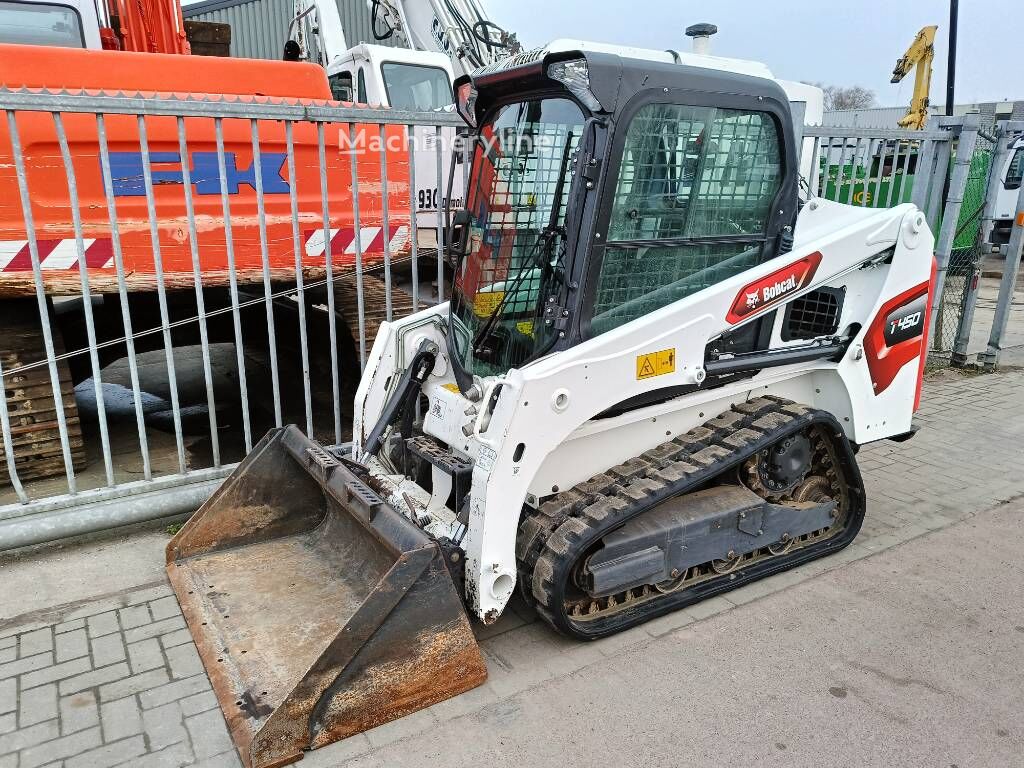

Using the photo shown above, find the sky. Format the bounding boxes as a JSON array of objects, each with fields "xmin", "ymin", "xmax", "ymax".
[{"xmin": 488, "ymin": 0, "xmax": 1022, "ymax": 107}]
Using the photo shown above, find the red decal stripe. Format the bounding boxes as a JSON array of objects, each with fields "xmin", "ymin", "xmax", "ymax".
[
  {"xmin": 85, "ymin": 239, "xmax": 114, "ymax": 269},
  {"xmin": 726, "ymin": 251, "xmax": 823, "ymax": 324},
  {"xmin": 329, "ymin": 227, "xmax": 357, "ymax": 253},
  {"xmin": 365, "ymin": 228, "xmax": 386, "ymax": 253},
  {"xmin": 6, "ymin": 239, "xmax": 59, "ymax": 271},
  {"xmin": 305, "ymin": 226, "xmax": 402, "ymax": 257}
]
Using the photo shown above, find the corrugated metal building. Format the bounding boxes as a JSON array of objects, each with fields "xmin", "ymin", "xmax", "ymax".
[
  {"xmin": 824, "ymin": 100, "xmax": 1022, "ymax": 132},
  {"xmin": 182, "ymin": 0, "xmax": 398, "ymax": 60}
]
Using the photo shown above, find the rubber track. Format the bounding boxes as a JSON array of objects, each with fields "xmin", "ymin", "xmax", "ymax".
[{"xmin": 515, "ymin": 396, "xmax": 865, "ymax": 639}]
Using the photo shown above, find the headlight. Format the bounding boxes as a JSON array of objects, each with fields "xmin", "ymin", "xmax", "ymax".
[
  {"xmin": 457, "ymin": 81, "xmax": 479, "ymax": 128},
  {"xmin": 547, "ymin": 58, "xmax": 602, "ymax": 112}
]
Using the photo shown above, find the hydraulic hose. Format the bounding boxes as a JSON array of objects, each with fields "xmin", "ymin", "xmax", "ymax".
[{"xmin": 370, "ymin": 0, "xmax": 396, "ymax": 40}]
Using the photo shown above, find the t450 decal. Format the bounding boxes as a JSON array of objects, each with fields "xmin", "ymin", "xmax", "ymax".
[{"xmin": 864, "ymin": 278, "xmax": 932, "ymax": 398}]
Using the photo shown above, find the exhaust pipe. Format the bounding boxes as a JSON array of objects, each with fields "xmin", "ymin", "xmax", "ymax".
[{"xmin": 685, "ymin": 22, "xmax": 718, "ymax": 56}]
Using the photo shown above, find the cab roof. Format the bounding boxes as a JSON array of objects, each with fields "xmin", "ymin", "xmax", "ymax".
[
  {"xmin": 469, "ymin": 38, "xmax": 777, "ymax": 85},
  {"xmin": 461, "ymin": 38, "xmax": 792, "ymax": 121}
]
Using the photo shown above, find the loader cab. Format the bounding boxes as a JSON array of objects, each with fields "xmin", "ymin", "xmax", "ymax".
[{"xmin": 448, "ymin": 43, "xmax": 798, "ymax": 385}]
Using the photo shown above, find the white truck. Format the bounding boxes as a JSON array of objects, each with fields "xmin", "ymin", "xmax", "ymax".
[
  {"xmin": 282, "ymin": 0, "xmax": 519, "ymax": 240},
  {"xmin": 989, "ymin": 135, "xmax": 1023, "ymax": 251}
]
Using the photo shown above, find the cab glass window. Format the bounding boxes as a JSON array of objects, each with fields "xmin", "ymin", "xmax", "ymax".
[
  {"xmin": 1006, "ymin": 146, "xmax": 1023, "ymax": 189},
  {"xmin": 591, "ymin": 104, "xmax": 783, "ymax": 335},
  {"xmin": 329, "ymin": 71, "xmax": 354, "ymax": 102},
  {"xmin": 381, "ymin": 63, "xmax": 453, "ymax": 111},
  {"xmin": 0, "ymin": 0, "xmax": 83, "ymax": 47}
]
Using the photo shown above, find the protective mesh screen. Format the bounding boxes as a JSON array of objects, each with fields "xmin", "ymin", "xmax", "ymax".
[
  {"xmin": 474, "ymin": 118, "xmax": 581, "ymax": 317},
  {"xmin": 593, "ymin": 104, "xmax": 782, "ymax": 333},
  {"xmin": 592, "ymin": 243, "xmax": 761, "ymax": 335},
  {"xmin": 451, "ymin": 98, "xmax": 584, "ymax": 376}
]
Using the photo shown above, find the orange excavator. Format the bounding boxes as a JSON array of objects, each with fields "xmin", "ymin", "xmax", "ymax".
[
  {"xmin": 0, "ymin": 0, "xmax": 414, "ymax": 485},
  {"xmin": 100, "ymin": 0, "xmax": 191, "ymax": 53}
]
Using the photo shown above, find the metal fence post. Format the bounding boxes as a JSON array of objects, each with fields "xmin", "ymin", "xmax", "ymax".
[
  {"xmin": 910, "ymin": 138, "xmax": 937, "ymax": 214},
  {"xmin": 949, "ymin": 264, "xmax": 982, "ymax": 367},
  {"xmin": 977, "ymin": 178, "xmax": 1024, "ymax": 369},
  {"xmin": 929, "ymin": 114, "xmax": 979, "ymax": 350}
]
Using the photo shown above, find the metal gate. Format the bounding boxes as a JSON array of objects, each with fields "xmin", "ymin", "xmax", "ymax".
[
  {"xmin": 953, "ymin": 120, "xmax": 1024, "ymax": 368},
  {"xmin": 802, "ymin": 116, "xmax": 981, "ymax": 363},
  {"xmin": 0, "ymin": 89, "xmax": 466, "ymax": 549}
]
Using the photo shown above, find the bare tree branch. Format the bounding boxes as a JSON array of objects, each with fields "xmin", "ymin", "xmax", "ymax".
[{"xmin": 802, "ymin": 82, "xmax": 876, "ymax": 111}]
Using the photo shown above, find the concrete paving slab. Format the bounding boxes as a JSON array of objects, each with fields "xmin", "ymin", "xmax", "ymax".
[{"xmin": 0, "ymin": 368, "xmax": 1022, "ymax": 768}]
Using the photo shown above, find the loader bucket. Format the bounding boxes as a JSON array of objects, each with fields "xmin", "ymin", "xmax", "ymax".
[{"xmin": 166, "ymin": 426, "xmax": 487, "ymax": 768}]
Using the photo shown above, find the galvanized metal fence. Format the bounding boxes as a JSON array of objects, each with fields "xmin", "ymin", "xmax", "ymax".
[
  {"xmin": 957, "ymin": 120, "xmax": 1024, "ymax": 368},
  {"xmin": 802, "ymin": 123, "xmax": 955, "ymax": 224},
  {"xmin": 803, "ymin": 117, "xmax": 982, "ymax": 362},
  {"xmin": 0, "ymin": 88, "xmax": 466, "ymax": 549}
]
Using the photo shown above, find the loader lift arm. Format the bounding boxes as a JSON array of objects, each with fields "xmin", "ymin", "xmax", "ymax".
[
  {"xmin": 891, "ymin": 25, "xmax": 937, "ymax": 130},
  {"xmin": 363, "ymin": 338, "xmax": 439, "ymax": 457}
]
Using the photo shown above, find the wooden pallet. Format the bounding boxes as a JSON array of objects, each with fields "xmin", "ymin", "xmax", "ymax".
[
  {"xmin": 0, "ymin": 306, "xmax": 87, "ymax": 487},
  {"xmin": 332, "ymin": 274, "xmax": 420, "ymax": 350}
]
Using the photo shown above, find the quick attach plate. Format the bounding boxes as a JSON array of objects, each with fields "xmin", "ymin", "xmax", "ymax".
[{"xmin": 407, "ymin": 436, "xmax": 474, "ymax": 519}]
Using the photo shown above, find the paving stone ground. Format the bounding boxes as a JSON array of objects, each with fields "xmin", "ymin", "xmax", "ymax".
[{"xmin": 1, "ymin": 368, "xmax": 1023, "ymax": 768}]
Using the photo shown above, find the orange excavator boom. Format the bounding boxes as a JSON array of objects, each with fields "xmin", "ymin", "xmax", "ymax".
[{"xmin": 102, "ymin": 0, "xmax": 190, "ymax": 54}]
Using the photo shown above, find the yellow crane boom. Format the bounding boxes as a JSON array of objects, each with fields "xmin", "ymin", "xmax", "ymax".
[{"xmin": 891, "ymin": 25, "xmax": 938, "ymax": 130}]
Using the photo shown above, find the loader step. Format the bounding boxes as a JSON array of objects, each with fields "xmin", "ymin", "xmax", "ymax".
[{"xmin": 407, "ymin": 435, "xmax": 473, "ymax": 478}]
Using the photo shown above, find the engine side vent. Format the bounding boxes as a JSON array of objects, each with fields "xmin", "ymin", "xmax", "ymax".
[{"xmin": 782, "ymin": 287, "xmax": 844, "ymax": 341}]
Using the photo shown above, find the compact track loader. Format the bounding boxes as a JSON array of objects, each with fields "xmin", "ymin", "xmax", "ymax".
[{"xmin": 169, "ymin": 41, "xmax": 936, "ymax": 767}]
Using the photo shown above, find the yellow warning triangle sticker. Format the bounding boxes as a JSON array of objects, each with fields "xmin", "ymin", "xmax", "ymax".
[{"xmin": 636, "ymin": 348, "xmax": 676, "ymax": 380}]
